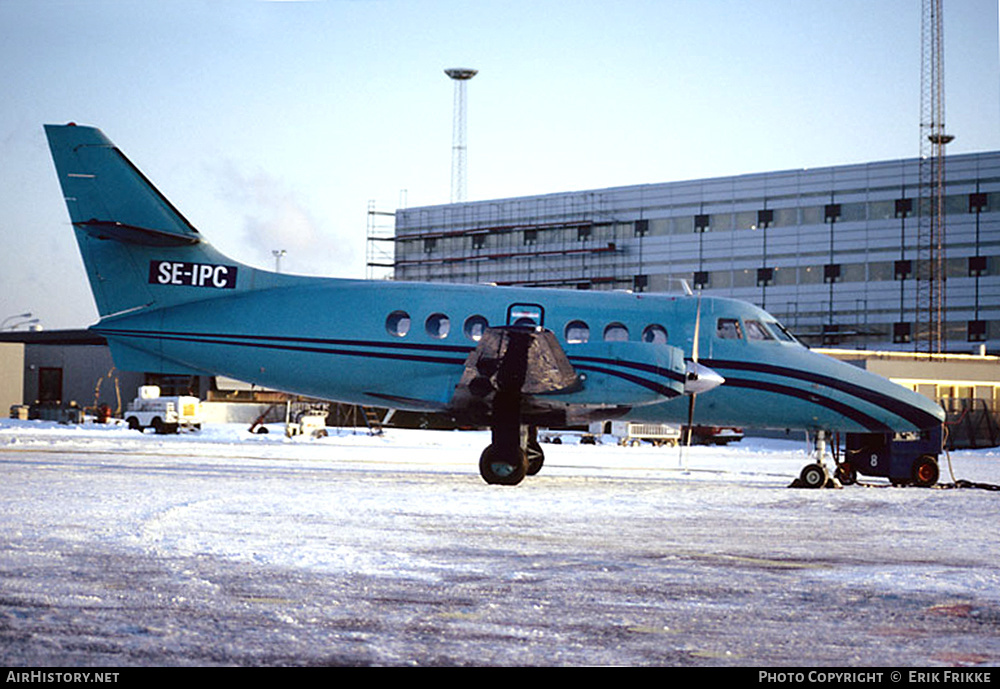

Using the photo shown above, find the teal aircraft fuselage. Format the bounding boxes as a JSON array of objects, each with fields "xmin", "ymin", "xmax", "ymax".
[{"xmin": 44, "ymin": 124, "xmax": 946, "ymax": 485}]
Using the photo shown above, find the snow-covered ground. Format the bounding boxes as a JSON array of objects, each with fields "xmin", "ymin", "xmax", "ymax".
[{"xmin": 1, "ymin": 419, "xmax": 998, "ymax": 667}]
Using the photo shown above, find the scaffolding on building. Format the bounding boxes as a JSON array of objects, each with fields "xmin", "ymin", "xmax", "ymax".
[{"xmin": 366, "ymin": 199, "xmax": 396, "ymax": 280}]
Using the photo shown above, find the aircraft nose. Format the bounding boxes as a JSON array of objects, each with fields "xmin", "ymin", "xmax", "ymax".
[
  {"xmin": 838, "ymin": 357, "xmax": 946, "ymax": 431},
  {"xmin": 911, "ymin": 386, "xmax": 946, "ymax": 427},
  {"xmin": 684, "ymin": 361, "xmax": 725, "ymax": 395}
]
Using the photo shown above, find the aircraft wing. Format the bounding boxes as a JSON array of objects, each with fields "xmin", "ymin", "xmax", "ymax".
[{"xmin": 449, "ymin": 326, "xmax": 686, "ymax": 425}]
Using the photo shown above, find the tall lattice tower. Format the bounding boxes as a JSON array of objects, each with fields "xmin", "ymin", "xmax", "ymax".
[
  {"xmin": 916, "ymin": 0, "xmax": 953, "ymax": 353},
  {"xmin": 445, "ymin": 68, "xmax": 477, "ymax": 203}
]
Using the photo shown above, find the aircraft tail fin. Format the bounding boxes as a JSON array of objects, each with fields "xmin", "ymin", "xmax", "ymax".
[
  {"xmin": 45, "ymin": 123, "xmax": 257, "ymax": 319},
  {"xmin": 45, "ymin": 124, "xmax": 201, "ymax": 247}
]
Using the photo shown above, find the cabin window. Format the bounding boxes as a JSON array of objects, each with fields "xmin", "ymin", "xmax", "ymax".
[
  {"xmin": 425, "ymin": 313, "xmax": 450, "ymax": 339},
  {"xmin": 463, "ymin": 315, "xmax": 489, "ymax": 341},
  {"xmin": 603, "ymin": 323, "xmax": 629, "ymax": 342},
  {"xmin": 642, "ymin": 324, "xmax": 668, "ymax": 345},
  {"xmin": 386, "ymin": 311, "xmax": 411, "ymax": 337},
  {"xmin": 744, "ymin": 319, "xmax": 775, "ymax": 341},
  {"xmin": 716, "ymin": 318, "xmax": 743, "ymax": 340},
  {"xmin": 565, "ymin": 320, "xmax": 590, "ymax": 344}
]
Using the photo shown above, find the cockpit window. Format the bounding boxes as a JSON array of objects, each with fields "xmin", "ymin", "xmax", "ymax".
[
  {"xmin": 716, "ymin": 318, "xmax": 743, "ymax": 340},
  {"xmin": 767, "ymin": 320, "xmax": 798, "ymax": 343},
  {"xmin": 744, "ymin": 319, "xmax": 775, "ymax": 341}
]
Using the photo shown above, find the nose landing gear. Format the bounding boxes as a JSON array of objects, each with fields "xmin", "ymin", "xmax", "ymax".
[
  {"xmin": 793, "ymin": 430, "xmax": 840, "ymax": 489},
  {"xmin": 794, "ymin": 427, "xmax": 944, "ymax": 488}
]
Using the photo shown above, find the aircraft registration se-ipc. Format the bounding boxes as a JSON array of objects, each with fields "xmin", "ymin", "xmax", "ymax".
[{"xmin": 44, "ymin": 124, "xmax": 946, "ymax": 486}]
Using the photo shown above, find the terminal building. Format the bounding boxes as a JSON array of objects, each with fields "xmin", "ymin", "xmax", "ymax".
[{"xmin": 389, "ymin": 151, "xmax": 1000, "ymax": 354}]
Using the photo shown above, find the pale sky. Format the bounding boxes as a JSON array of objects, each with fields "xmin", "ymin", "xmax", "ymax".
[{"xmin": 1, "ymin": 0, "xmax": 998, "ymax": 330}]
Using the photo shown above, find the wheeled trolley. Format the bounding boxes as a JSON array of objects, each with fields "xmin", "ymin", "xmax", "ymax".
[{"xmin": 839, "ymin": 426, "xmax": 943, "ymax": 487}]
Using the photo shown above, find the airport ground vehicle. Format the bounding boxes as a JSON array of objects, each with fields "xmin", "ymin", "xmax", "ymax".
[{"xmin": 125, "ymin": 386, "xmax": 201, "ymax": 434}]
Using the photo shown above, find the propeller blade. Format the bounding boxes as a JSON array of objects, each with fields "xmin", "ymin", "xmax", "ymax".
[
  {"xmin": 691, "ymin": 292, "xmax": 702, "ymax": 363},
  {"xmin": 685, "ymin": 394, "xmax": 696, "ymax": 448}
]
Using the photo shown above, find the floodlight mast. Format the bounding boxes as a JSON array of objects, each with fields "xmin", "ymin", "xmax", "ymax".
[
  {"xmin": 916, "ymin": 0, "xmax": 953, "ymax": 354},
  {"xmin": 445, "ymin": 68, "xmax": 477, "ymax": 203}
]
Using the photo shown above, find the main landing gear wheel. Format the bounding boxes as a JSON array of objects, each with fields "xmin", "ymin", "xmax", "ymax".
[
  {"xmin": 479, "ymin": 445, "xmax": 528, "ymax": 486},
  {"xmin": 525, "ymin": 435, "xmax": 545, "ymax": 476},
  {"xmin": 912, "ymin": 455, "xmax": 940, "ymax": 488},
  {"xmin": 799, "ymin": 463, "xmax": 828, "ymax": 489}
]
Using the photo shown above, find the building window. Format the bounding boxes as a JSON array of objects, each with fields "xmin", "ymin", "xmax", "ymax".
[
  {"xmin": 822, "ymin": 324, "xmax": 840, "ymax": 346},
  {"xmin": 693, "ymin": 270, "xmax": 709, "ymax": 289},
  {"xmin": 893, "ymin": 322, "xmax": 911, "ymax": 344},
  {"xmin": 969, "ymin": 256, "xmax": 988, "ymax": 277},
  {"xmin": 824, "ymin": 264, "xmax": 842, "ymax": 283},
  {"xmin": 694, "ymin": 214, "xmax": 710, "ymax": 232},
  {"xmin": 895, "ymin": 198, "xmax": 913, "ymax": 218},
  {"xmin": 37, "ymin": 367, "xmax": 63, "ymax": 403},
  {"xmin": 894, "ymin": 259, "xmax": 912, "ymax": 280},
  {"xmin": 634, "ymin": 219, "xmax": 649, "ymax": 237},
  {"xmin": 968, "ymin": 320, "xmax": 987, "ymax": 342},
  {"xmin": 757, "ymin": 267, "xmax": 774, "ymax": 287}
]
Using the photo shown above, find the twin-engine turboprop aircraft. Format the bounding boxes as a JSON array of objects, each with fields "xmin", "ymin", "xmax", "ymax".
[{"xmin": 44, "ymin": 124, "xmax": 946, "ymax": 485}]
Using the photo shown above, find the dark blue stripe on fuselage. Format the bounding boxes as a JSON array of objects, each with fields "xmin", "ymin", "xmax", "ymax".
[
  {"xmin": 720, "ymin": 377, "xmax": 892, "ymax": 433},
  {"xmin": 705, "ymin": 358, "xmax": 940, "ymax": 430},
  {"xmin": 94, "ymin": 327, "xmax": 683, "ymax": 397},
  {"xmin": 572, "ymin": 363, "xmax": 681, "ymax": 399},
  {"xmin": 97, "ymin": 327, "xmax": 468, "ymax": 366},
  {"xmin": 567, "ymin": 354, "xmax": 687, "ymax": 385},
  {"xmin": 95, "ymin": 327, "xmax": 925, "ymax": 432}
]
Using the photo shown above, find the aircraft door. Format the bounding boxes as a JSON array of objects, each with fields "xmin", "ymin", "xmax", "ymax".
[{"xmin": 507, "ymin": 303, "xmax": 544, "ymax": 327}]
